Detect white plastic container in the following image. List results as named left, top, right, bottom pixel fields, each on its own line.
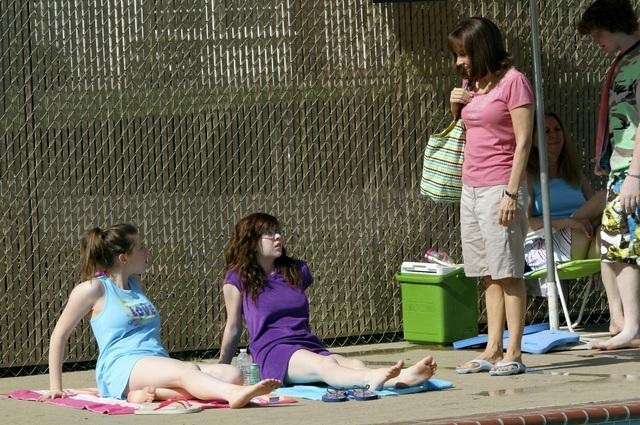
left=400, top=261, right=462, bottom=276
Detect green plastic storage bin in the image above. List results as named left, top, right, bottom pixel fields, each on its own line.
left=394, top=268, right=478, bottom=344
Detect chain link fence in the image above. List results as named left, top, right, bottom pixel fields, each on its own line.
left=0, top=0, right=620, bottom=375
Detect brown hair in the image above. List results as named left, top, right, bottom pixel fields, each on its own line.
left=577, top=0, right=638, bottom=35
left=527, top=112, right=581, bottom=187
left=448, top=17, right=513, bottom=80
left=224, top=213, right=301, bottom=302
left=80, top=223, right=139, bottom=280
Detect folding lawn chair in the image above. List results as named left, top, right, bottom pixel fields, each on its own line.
left=525, top=258, right=601, bottom=332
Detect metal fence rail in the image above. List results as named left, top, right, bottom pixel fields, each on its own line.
left=0, top=0, right=616, bottom=374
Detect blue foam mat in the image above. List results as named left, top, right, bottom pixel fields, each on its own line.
left=273, top=378, right=453, bottom=401
left=452, top=323, right=550, bottom=350
left=503, top=329, right=579, bottom=354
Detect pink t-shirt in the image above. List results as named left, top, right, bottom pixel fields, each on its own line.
left=460, top=67, right=534, bottom=187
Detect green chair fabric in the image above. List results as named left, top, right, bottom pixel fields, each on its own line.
left=525, top=258, right=601, bottom=281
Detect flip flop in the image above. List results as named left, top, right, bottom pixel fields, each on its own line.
left=135, top=399, right=203, bottom=415
left=489, top=361, right=526, bottom=377
left=347, top=385, right=378, bottom=401
left=455, top=358, right=494, bottom=374
left=321, top=388, right=348, bottom=403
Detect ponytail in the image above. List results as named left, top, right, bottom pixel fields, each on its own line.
left=79, top=223, right=138, bottom=280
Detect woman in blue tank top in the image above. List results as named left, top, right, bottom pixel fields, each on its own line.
left=525, top=113, right=606, bottom=271
left=42, top=223, right=280, bottom=408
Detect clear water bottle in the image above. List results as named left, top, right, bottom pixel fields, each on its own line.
left=236, top=348, right=251, bottom=385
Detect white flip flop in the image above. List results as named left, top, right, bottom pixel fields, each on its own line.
left=455, top=359, right=494, bottom=374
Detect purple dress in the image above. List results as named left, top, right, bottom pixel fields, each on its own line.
left=224, top=261, right=332, bottom=383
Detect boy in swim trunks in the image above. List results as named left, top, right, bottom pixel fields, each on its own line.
left=578, top=0, right=640, bottom=350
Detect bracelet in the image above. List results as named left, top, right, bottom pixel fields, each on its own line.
left=503, top=189, right=518, bottom=200
left=627, top=173, right=640, bottom=180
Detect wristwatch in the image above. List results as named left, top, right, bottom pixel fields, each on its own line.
left=503, top=189, right=518, bottom=200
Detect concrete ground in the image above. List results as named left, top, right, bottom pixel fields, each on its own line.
left=1, top=329, right=639, bottom=425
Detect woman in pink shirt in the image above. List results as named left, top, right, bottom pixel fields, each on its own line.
left=448, top=17, right=535, bottom=376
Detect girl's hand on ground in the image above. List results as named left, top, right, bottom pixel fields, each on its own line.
left=498, top=195, right=517, bottom=226
left=620, top=176, right=640, bottom=214
left=38, top=389, right=66, bottom=401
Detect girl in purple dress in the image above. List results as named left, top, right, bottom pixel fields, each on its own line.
left=219, top=213, right=437, bottom=390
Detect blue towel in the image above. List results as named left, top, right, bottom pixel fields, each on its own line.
left=273, top=378, right=454, bottom=401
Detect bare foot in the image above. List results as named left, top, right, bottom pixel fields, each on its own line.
left=227, top=379, right=281, bottom=409
left=456, top=347, right=502, bottom=370
left=388, top=355, right=437, bottom=388
left=364, top=360, right=403, bottom=390
left=127, top=386, right=156, bottom=403
left=592, top=332, right=640, bottom=350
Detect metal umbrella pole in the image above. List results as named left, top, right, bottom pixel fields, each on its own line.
left=529, top=0, right=560, bottom=329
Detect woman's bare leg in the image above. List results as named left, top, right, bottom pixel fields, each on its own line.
left=501, top=277, right=526, bottom=364
left=457, top=277, right=504, bottom=369
left=286, top=350, right=403, bottom=390
left=587, top=225, right=602, bottom=259
left=128, top=357, right=280, bottom=408
left=571, top=228, right=591, bottom=260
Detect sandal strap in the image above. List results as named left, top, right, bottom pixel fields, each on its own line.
left=155, top=398, right=191, bottom=410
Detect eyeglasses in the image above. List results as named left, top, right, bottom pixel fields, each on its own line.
left=261, top=228, right=286, bottom=239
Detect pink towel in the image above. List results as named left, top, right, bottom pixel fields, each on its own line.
left=2, top=389, right=296, bottom=415
left=2, top=390, right=135, bottom=415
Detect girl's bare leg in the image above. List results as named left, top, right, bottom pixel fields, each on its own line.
left=330, top=354, right=366, bottom=369
left=286, top=350, right=402, bottom=390
left=127, top=386, right=191, bottom=403
left=196, top=362, right=243, bottom=385
left=386, top=355, right=437, bottom=388
left=128, top=357, right=280, bottom=408
left=457, top=277, right=504, bottom=370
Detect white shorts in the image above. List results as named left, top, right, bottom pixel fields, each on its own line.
left=523, top=227, right=572, bottom=271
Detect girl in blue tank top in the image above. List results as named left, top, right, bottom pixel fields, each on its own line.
left=525, top=113, right=606, bottom=270
left=42, top=223, right=280, bottom=409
